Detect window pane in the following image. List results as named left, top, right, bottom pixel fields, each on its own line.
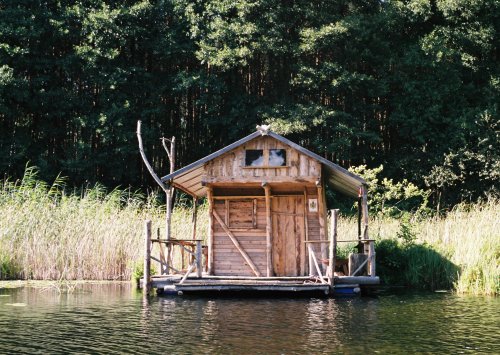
left=269, top=149, right=286, bottom=166
left=245, top=150, right=264, bottom=166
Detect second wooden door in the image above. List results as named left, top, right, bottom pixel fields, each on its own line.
left=271, top=196, right=305, bottom=276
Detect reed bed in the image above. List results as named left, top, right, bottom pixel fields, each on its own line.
left=419, top=201, right=499, bottom=295
left=0, top=170, right=497, bottom=294
left=337, top=200, right=499, bottom=295
left=0, top=168, right=207, bottom=281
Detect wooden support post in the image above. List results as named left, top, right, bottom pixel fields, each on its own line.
left=361, top=186, right=369, bottom=242
left=316, top=182, right=328, bottom=273
left=308, top=247, right=315, bottom=277
left=137, top=122, right=173, bottom=275
left=192, top=197, right=198, bottom=240
left=162, top=136, right=175, bottom=274
left=252, top=199, right=257, bottom=229
left=207, top=186, right=214, bottom=275
left=357, top=195, right=363, bottom=253
left=196, top=240, right=202, bottom=278
left=165, top=187, right=172, bottom=274
left=328, top=209, right=339, bottom=287
left=361, top=185, right=372, bottom=275
left=158, top=231, right=167, bottom=275
left=263, top=182, right=273, bottom=277
left=368, top=241, right=376, bottom=276
left=225, top=199, right=229, bottom=225
left=143, top=220, right=152, bottom=294
left=304, top=188, right=309, bottom=276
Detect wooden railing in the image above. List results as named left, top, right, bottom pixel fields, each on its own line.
left=305, top=209, right=376, bottom=287
left=343, top=239, right=375, bottom=277
left=143, top=220, right=205, bottom=293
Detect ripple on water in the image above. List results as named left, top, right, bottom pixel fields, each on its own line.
left=0, top=285, right=498, bottom=354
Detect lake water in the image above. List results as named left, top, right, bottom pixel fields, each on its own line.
left=0, top=283, right=498, bottom=354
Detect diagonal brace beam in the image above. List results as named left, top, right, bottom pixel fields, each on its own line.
left=213, top=209, right=262, bottom=277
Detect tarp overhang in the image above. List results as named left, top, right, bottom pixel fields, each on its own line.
left=161, top=131, right=366, bottom=198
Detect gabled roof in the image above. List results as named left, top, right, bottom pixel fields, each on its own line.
left=161, top=130, right=366, bottom=198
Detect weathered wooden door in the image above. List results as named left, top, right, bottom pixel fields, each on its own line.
left=272, top=196, right=305, bottom=276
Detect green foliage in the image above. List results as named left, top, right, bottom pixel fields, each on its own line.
left=336, top=242, right=358, bottom=260
left=376, top=237, right=459, bottom=291
left=0, top=0, right=498, bottom=210
left=349, top=165, right=430, bottom=216
left=396, top=213, right=418, bottom=246
left=130, top=259, right=157, bottom=285
left=0, top=254, right=19, bottom=280
left=425, top=110, right=499, bottom=207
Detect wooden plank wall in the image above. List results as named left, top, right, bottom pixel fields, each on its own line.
left=213, top=198, right=267, bottom=276
left=204, top=136, right=321, bottom=180
left=305, top=186, right=326, bottom=274
left=205, top=135, right=326, bottom=277
left=306, top=187, right=321, bottom=243
left=212, top=188, right=324, bottom=276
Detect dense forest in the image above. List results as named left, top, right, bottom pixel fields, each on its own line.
left=0, top=0, right=498, bottom=208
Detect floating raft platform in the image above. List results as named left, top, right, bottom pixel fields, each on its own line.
left=140, top=127, right=382, bottom=299
left=145, top=275, right=379, bottom=296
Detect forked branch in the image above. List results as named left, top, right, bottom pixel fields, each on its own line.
left=136, top=120, right=168, bottom=193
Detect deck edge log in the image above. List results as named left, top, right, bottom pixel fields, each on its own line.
left=173, top=284, right=330, bottom=293
left=335, top=276, right=380, bottom=285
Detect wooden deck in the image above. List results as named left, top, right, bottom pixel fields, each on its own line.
left=144, top=275, right=379, bottom=296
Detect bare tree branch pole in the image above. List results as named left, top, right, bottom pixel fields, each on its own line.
left=161, top=136, right=176, bottom=200
left=136, top=120, right=168, bottom=193
left=161, top=137, right=172, bottom=161
left=162, top=134, right=176, bottom=273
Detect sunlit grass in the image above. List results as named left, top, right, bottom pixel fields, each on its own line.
left=1, top=168, right=497, bottom=295
left=336, top=200, right=499, bottom=295
left=0, top=167, right=161, bottom=281
left=0, top=167, right=210, bottom=281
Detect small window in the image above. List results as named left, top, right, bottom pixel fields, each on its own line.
left=269, top=149, right=286, bottom=166
left=245, top=149, right=264, bottom=166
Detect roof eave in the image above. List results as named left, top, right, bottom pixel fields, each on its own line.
left=161, top=131, right=262, bottom=183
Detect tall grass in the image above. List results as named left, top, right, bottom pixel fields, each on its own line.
left=336, top=200, right=499, bottom=295
left=0, top=167, right=205, bottom=281
left=420, top=201, right=499, bottom=295
left=1, top=168, right=497, bottom=295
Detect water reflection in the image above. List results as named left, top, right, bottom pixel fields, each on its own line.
left=0, top=285, right=498, bottom=354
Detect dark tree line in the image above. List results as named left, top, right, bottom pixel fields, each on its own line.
left=0, top=0, right=498, bottom=207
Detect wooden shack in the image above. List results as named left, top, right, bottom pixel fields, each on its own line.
left=143, top=126, right=379, bottom=295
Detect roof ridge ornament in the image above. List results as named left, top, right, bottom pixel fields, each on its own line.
left=256, top=124, right=271, bottom=135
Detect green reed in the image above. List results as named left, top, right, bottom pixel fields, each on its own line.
left=337, top=199, right=499, bottom=295
left=1, top=168, right=497, bottom=294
